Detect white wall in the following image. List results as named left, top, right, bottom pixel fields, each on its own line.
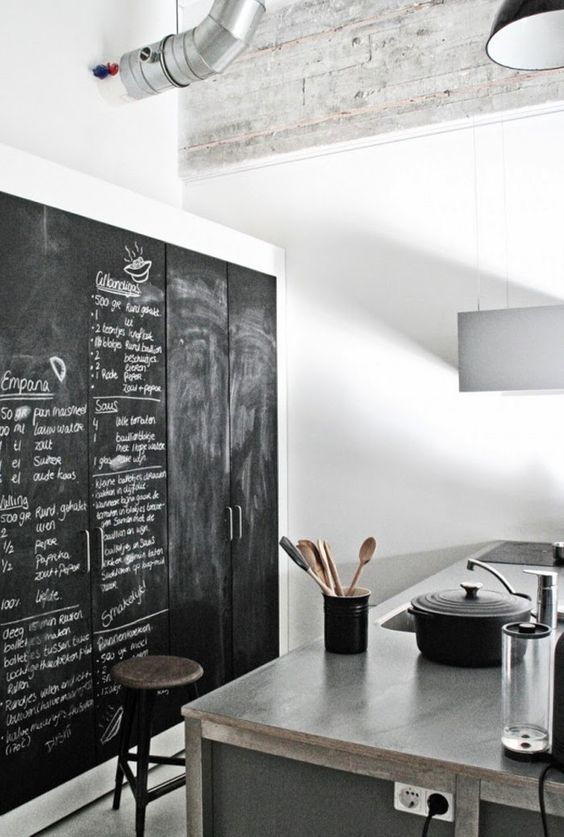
left=183, top=104, right=564, bottom=648
left=0, top=1, right=180, bottom=206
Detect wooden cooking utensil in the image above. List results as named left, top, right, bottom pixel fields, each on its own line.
left=323, top=540, right=345, bottom=597
left=347, top=537, right=376, bottom=596
left=279, top=537, right=335, bottom=596
left=298, top=541, right=328, bottom=586
left=316, top=539, right=336, bottom=595
left=298, top=538, right=332, bottom=590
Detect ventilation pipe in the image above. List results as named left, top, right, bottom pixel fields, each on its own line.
left=118, top=0, right=265, bottom=100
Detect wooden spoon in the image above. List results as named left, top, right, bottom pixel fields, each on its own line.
left=298, top=541, right=327, bottom=585
left=347, top=537, right=376, bottom=596
left=323, top=540, right=345, bottom=597
left=298, top=539, right=332, bottom=590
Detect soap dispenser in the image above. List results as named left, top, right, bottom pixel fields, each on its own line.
left=523, top=570, right=558, bottom=631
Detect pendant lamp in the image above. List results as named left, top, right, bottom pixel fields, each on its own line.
left=487, top=0, right=564, bottom=70
left=458, top=305, right=564, bottom=391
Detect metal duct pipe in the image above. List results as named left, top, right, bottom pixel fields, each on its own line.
left=120, top=0, right=265, bottom=100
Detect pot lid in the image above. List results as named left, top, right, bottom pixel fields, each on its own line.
left=411, top=581, right=530, bottom=618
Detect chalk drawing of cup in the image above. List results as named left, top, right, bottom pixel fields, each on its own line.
left=124, top=256, right=152, bottom=283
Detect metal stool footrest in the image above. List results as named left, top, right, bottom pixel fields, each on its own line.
left=146, top=774, right=187, bottom=803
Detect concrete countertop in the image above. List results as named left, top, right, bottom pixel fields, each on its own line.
left=183, top=543, right=564, bottom=792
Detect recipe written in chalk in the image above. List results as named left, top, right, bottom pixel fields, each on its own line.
left=88, top=232, right=168, bottom=756
left=0, top=354, right=94, bottom=796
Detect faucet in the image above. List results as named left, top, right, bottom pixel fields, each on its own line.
left=466, top=558, right=519, bottom=596
left=467, top=557, right=558, bottom=629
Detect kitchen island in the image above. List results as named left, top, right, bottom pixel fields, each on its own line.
left=183, top=544, right=564, bottom=836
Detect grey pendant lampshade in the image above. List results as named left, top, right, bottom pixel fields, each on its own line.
left=458, top=305, right=564, bottom=391
left=487, top=0, right=564, bottom=70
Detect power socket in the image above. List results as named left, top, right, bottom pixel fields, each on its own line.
left=394, top=783, right=455, bottom=822
left=395, top=784, right=424, bottom=814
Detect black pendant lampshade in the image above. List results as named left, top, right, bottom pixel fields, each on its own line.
left=487, top=0, right=564, bottom=70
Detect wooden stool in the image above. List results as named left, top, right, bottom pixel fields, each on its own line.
left=111, top=654, right=204, bottom=837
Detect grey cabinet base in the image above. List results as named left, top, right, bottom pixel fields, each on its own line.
left=212, top=743, right=457, bottom=837
left=184, top=718, right=564, bottom=837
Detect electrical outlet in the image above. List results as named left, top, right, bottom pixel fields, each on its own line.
left=393, top=783, right=455, bottom=822
left=425, top=790, right=455, bottom=822
left=394, top=783, right=425, bottom=816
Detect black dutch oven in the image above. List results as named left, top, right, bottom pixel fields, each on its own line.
left=408, top=559, right=532, bottom=667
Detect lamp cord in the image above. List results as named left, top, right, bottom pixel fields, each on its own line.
left=472, top=117, right=481, bottom=312
left=500, top=117, right=510, bottom=309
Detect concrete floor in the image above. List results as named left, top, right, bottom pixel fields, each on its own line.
left=37, top=765, right=186, bottom=837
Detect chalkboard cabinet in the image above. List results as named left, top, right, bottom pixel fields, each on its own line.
left=0, top=192, right=279, bottom=814
left=167, top=250, right=278, bottom=694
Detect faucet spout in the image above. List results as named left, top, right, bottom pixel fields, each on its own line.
left=466, top=558, right=518, bottom=596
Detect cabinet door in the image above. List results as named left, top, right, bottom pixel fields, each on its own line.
left=167, top=248, right=232, bottom=693
left=87, top=226, right=169, bottom=760
left=228, top=265, right=279, bottom=678
left=0, top=195, right=95, bottom=812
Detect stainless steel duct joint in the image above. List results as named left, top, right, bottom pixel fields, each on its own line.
left=120, top=0, right=266, bottom=100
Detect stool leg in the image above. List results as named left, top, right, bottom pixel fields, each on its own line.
left=113, top=688, right=136, bottom=810
left=135, top=689, right=155, bottom=837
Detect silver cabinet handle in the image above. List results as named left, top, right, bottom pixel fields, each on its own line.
left=82, top=529, right=91, bottom=573
left=95, top=527, right=105, bottom=569
left=234, top=505, right=243, bottom=541
left=225, top=507, right=234, bottom=542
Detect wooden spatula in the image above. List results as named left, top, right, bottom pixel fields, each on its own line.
left=316, top=539, right=336, bottom=595
left=323, top=540, right=345, bottom=597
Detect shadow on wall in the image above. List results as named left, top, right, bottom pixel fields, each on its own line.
left=285, top=224, right=564, bottom=648
left=287, top=223, right=564, bottom=536
left=288, top=220, right=562, bottom=369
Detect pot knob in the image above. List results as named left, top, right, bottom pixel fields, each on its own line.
left=460, top=581, right=483, bottom=599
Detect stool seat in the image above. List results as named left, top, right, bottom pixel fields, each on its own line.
left=111, top=654, right=203, bottom=691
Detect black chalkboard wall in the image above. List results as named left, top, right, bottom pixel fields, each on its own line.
left=0, top=192, right=278, bottom=814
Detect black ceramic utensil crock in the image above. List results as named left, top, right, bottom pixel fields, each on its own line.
left=408, top=575, right=532, bottom=667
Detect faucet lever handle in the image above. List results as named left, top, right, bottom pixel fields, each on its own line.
left=523, top=569, right=558, bottom=588
left=523, top=569, right=558, bottom=630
